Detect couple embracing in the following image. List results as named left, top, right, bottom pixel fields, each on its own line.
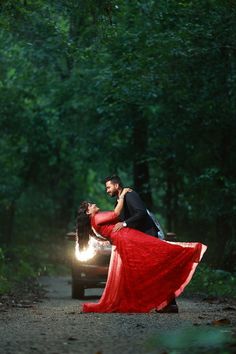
left=76, top=175, right=207, bottom=313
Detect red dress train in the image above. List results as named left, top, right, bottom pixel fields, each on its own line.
left=83, top=212, right=207, bottom=313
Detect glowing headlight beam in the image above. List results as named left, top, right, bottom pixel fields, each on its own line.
left=75, top=240, right=96, bottom=262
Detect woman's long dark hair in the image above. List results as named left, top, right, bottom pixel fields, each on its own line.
left=76, top=201, right=92, bottom=251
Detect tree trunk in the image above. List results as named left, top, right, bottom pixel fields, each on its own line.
left=214, top=129, right=234, bottom=270
left=164, top=156, right=178, bottom=233
left=1, top=201, right=16, bottom=246
left=131, top=107, right=153, bottom=209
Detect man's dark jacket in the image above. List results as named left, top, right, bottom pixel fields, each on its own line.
left=119, top=190, right=159, bottom=237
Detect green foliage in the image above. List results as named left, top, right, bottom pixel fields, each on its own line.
left=0, top=248, right=11, bottom=294
left=146, top=326, right=235, bottom=354
left=186, top=264, right=236, bottom=299
left=0, top=244, right=69, bottom=295
left=0, top=0, right=235, bottom=271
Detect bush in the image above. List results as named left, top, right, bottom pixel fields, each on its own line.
left=186, top=264, right=236, bottom=298
left=0, top=243, right=69, bottom=295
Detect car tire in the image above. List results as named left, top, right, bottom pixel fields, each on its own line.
left=72, top=279, right=85, bottom=299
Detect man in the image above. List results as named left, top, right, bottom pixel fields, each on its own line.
left=104, top=174, right=178, bottom=313
left=105, top=175, right=159, bottom=236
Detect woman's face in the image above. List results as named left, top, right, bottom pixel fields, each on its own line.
left=86, top=203, right=100, bottom=216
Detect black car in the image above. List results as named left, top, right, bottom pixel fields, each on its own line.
left=67, top=233, right=112, bottom=299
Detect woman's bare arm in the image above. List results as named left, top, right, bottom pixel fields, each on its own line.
left=114, top=188, right=132, bottom=216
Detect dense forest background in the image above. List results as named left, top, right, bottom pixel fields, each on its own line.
left=0, top=0, right=235, bottom=274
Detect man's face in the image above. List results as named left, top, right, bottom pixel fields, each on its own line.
left=105, top=181, right=119, bottom=197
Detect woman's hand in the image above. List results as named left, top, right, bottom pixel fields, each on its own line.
left=119, top=187, right=132, bottom=199
left=114, top=188, right=132, bottom=216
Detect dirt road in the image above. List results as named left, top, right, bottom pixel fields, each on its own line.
left=0, top=276, right=235, bottom=354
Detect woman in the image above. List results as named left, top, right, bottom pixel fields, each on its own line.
left=76, top=189, right=207, bottom=313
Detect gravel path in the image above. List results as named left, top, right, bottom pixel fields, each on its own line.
left=0, top=276, right=236, bottom=354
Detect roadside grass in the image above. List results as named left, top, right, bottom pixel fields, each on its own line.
left=185, top=263, right=236, bottom=299
left=0, top=244, right=70, bottom=295
left=146, top=326, right=236, bottom=354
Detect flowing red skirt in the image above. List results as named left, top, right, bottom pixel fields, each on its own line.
left=83, top=229, right=207, bottom=313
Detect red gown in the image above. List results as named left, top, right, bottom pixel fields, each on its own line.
left=83, top=211, right=207, bottom=313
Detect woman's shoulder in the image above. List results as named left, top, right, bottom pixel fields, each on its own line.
left=96, top=211, right=117, bottom=219
left=93, top=211, right=118, bottom=225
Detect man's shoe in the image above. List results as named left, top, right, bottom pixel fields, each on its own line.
left=157, top=304, right=179, bottom=313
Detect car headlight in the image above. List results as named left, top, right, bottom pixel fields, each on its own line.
left=75, top=242, right=96, bottom=262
